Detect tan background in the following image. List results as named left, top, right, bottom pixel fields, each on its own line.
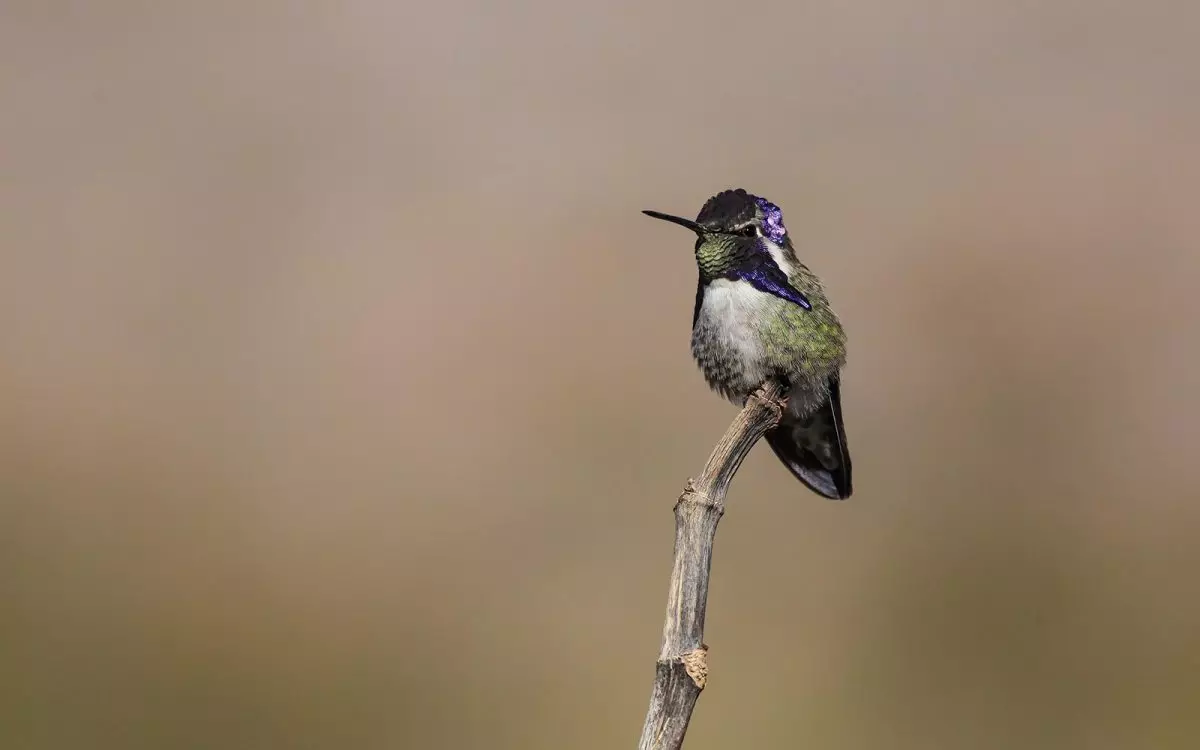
left=3, top=2, right=1199, bottom=748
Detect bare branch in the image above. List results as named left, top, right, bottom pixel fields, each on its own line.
left=637, top=381, right=786, bottom=750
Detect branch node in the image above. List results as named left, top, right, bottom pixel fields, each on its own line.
left=676, top=484, right=719, bottom=511
left=681, top=646, right=709, bottom=689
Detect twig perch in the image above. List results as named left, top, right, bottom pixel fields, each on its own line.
left=637, top=381, right=786, bottom=750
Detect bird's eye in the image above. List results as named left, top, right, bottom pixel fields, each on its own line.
left=736, top=225, right=759, bottom=237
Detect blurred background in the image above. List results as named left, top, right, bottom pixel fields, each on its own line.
left=3, top=2, right=1199, bottom=748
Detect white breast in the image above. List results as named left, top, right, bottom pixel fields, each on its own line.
left=692, top=278, right=769, bottom=391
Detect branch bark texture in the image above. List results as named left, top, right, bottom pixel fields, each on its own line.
left=637, top=381, right=786, bottom=750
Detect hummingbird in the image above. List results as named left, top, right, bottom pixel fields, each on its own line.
left=643, top=188, right=852, bottom=499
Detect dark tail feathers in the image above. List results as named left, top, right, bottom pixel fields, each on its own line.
left=764, top=377, right=852, bottom=500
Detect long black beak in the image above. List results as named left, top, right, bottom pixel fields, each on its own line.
left=642, top=210, right=705, bottom=235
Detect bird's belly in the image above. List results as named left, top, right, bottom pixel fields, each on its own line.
left=691, top=279, right=774, bottom=402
